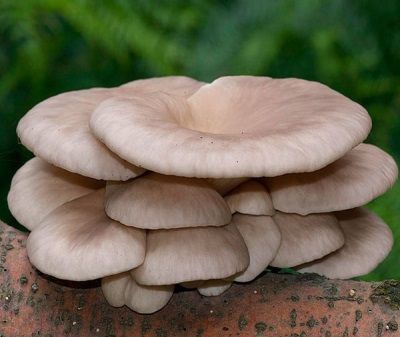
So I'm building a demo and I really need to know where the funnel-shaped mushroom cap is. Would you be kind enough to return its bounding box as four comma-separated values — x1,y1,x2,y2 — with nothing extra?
197,280,232,296
263,144,398,215
27,189,146,281
7,157,104,230
224,180,275,215
231,214,281,282
17,76,204,180
297,208,394,279
105,173,231,229
101,272,174,314
131,223,250,286
270,211,345,268
90,76,371,178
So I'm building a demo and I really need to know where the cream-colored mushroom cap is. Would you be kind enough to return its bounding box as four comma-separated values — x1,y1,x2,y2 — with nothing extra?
297,208,394,279
27,189,146,281
90,76,371,178
101,272,174,314
270,211,345,268
231,214,281,282
7,157,104,230
17,76,204,180
197,280,232,296
105,173,231,229
131,223,249,285
263,143,398,215
224,180,275,215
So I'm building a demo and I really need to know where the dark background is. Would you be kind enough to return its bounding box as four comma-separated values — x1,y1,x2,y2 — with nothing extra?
1,0,399,281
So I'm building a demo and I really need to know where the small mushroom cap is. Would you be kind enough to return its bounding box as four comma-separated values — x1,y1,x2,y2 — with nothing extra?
17,88,144,180
102,272,174,314
270,211,345,268
206,177,249,195
224,180,275,215
105,173,231,229
7,157,104,230
297,207,394,279
230,214,281,282
197,280,232,296
27,189,146,281
90,76,371,178
263,143,398,215
131,223,250,286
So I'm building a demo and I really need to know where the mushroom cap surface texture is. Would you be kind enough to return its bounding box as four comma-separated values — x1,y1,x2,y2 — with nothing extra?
263,143,398,215
297,207,394,279
270,211,345,268
27,190,146,281
17,76,204,180
105,173,231,229
131,223,250,286
90,76,371,178
7,157,104,230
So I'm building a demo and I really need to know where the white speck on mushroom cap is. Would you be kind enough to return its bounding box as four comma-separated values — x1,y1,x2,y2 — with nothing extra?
17,76,204,180
105,172,231,229
89,76,371,178
296,207,394,279
7,157,104,230
27,189,146,281
270,211,345,268
101,272,174,314
131,222,250,286
230,213,281,282
263,143,398,215
224,180,275,215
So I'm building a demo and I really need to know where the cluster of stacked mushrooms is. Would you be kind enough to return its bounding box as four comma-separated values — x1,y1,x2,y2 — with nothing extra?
8,76,398,314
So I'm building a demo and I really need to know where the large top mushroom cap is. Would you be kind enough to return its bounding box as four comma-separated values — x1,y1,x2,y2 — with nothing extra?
105,172,231,229
131,223,250,286
17,77,204,180
27,189,146,281
270,211,345,268
7,157,104,230
297,207,394,279
263,143,398,215
90,76,371,178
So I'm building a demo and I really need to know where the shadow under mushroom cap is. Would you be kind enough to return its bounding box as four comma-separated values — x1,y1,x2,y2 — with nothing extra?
90,76,371,178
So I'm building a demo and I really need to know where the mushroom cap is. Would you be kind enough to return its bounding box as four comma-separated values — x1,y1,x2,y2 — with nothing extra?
270,211,345,268
263,143,398,215
17,76,204,180
230,214,281,282
131,223,250,286
297,207,394,279
105,173,231,229
206,177,249,195
7,157,104,230
101,272,174,314
90,76,371,178
27,189,146,281
224,180,275,215
197,280,232,296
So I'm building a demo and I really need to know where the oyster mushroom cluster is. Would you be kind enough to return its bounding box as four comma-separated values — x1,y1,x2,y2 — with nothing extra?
8,76,398,314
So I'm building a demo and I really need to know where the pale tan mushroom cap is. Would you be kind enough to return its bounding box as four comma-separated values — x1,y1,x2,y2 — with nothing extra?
17,76,204,180
105,173,231,229
90,76,371,178
197,280,232,296
131,223,250,286
270,211,345,268
101,272,174,314
224,180,275,215
231,214,281,282
297,208,394,279
27,189,146,281
7,157,104,230
263,143,398,215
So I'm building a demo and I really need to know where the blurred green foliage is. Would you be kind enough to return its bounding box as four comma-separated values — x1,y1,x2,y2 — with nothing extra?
0,0,399,281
